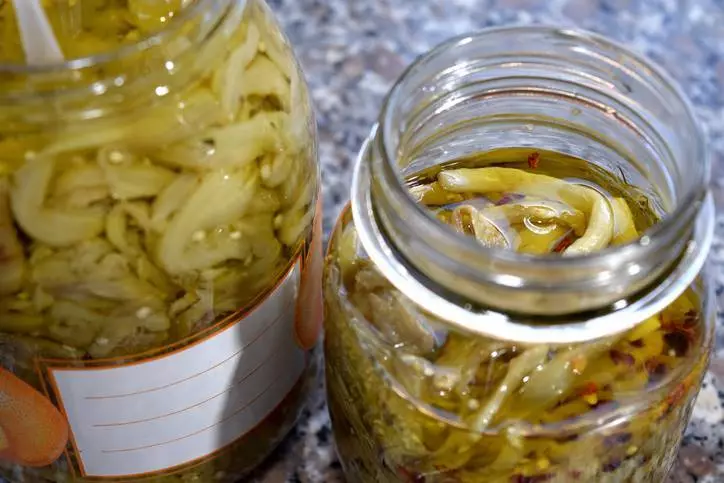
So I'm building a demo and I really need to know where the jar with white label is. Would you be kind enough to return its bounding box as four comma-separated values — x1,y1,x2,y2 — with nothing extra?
0,1,321,482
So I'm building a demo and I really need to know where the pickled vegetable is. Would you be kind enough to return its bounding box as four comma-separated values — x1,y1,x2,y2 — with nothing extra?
0,1,189,62
0,1,317,481
325,149,709,482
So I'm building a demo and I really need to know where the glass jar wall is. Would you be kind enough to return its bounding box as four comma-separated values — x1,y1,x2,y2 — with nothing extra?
323,28,714,483
0,1,320,482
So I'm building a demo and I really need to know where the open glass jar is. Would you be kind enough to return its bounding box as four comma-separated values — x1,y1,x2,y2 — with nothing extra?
0,1,320,482
324,27,715,482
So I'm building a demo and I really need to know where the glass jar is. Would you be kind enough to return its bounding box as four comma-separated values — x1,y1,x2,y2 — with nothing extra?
0,1,320,482
324,27,714,482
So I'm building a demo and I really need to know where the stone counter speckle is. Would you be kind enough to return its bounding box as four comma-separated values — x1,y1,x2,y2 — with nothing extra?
252,0,724,481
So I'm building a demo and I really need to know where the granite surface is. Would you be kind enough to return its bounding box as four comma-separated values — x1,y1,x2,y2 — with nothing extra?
251,0,724,481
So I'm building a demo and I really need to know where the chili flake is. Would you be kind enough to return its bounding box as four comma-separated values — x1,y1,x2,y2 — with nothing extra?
553,233,575,253
580,382,599,406
580,382,598,395
603,432,632,448
665,382,688,408
645,359,668,385
609,349,635,367
496,193,526,206
397,466,424,482
527,152,540,169
683,309,698,325
660,318,697,356
510,474,554,483
602,459,622,473
567,470,582,480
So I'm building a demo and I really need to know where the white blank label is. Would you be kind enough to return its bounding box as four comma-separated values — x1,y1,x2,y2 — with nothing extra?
49,263,305,478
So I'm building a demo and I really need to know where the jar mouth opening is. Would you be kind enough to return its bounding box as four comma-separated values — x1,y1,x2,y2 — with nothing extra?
377,26,709,270
0,0,233,100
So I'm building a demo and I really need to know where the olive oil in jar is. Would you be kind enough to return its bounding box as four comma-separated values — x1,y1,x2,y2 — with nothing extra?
407,148,661,256
0,0,188,62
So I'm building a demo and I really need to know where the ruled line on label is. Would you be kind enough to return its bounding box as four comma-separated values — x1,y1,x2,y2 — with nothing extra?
91,345,277,428
84,296,295,401
100,366,286,453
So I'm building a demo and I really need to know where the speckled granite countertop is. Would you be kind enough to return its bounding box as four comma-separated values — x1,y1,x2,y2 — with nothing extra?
251,0,724,481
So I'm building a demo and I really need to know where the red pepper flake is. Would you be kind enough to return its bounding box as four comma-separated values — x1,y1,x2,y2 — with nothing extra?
496,193,526,206
579,381,599,405
683,309,699,327
665,382,688,408
397,467,424,482
510,475,554,483
580,382,598,396
644,359,659,373
527,152,541,169
664,332,691,356
609,349,635,367
603,432,632,448
645,359,668,384
553,233,575,253
568,470,582,480
602,459,622,473
661,318,698,343
659,381,690,420
629,338,644,348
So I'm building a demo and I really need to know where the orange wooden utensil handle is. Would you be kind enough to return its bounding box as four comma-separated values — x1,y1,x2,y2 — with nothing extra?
0,368,69,467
